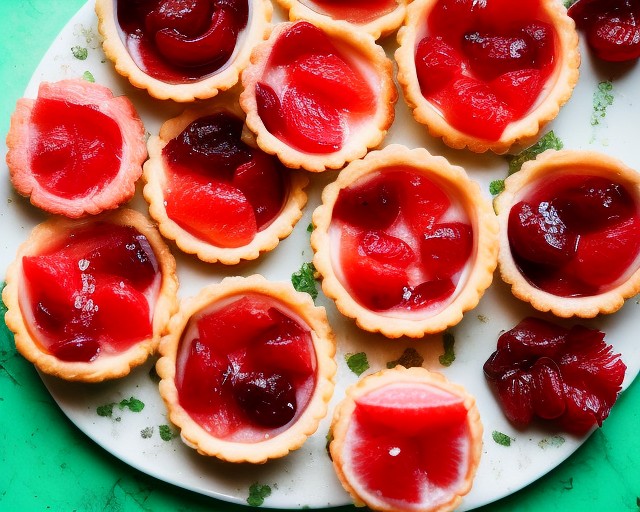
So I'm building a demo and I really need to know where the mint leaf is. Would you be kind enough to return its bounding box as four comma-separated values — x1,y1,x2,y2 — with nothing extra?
489,179,505,195
439,331,456,367
507,131,563,174
591,81,614,126
386,347,424,369
96,403,116,418
346,352,369,376
247,483,272,507
71,46,88,60
292,262,318,300
119,397,145,413
82,70,95,83
492,430,513,447
159,424,178,441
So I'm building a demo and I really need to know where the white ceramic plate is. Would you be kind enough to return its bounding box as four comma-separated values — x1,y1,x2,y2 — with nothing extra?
2,2,639,510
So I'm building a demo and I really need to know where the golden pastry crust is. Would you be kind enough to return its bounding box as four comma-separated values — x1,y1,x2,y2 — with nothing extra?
156,274,337,463
95,0,272,102
143,94,308,265
5,79,147,218
330,366,483,512
275,0,408,40
240,20,397,172
2,208,178,382
395,0,580,154
311,144,499,338
495,149,640,318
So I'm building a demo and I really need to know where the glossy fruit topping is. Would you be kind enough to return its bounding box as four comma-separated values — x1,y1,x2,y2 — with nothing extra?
116,0,249,83
255,21,375,154
416,0,558,140
569,0,640,62
333,169,473,313
483,317,626,435
162,112,287,247
299,0,399,24
21,223,159,362
176,295,317,440
508,174,640,296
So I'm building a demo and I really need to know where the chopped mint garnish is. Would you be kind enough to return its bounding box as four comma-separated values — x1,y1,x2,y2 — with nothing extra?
386,347,424,369
82,71,95,82
71,46,88,60
507,131,563,175
438,331,456,367
119,397,145,413
247,483,272,507
140,427,154,439
591,81,614,126
159,424,178,441
492,430,513,447
346,352,369,376
292,262,318,300
489,179,505,196
307,223,313,233
538,435,566,449
563,0,577,7
96,403,116,418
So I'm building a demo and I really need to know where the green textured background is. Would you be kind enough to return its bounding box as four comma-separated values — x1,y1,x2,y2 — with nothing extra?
0,1,638,511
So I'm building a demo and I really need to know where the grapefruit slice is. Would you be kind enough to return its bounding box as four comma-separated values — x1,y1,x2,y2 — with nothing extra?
330,367,482,512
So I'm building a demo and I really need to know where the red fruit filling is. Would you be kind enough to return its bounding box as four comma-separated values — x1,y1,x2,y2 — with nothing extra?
116,0,249,83
569,0,640,62
30,97,123,200
508,174,640,296
21,223,160,363
255,21,375,154
483,317,626,435
163,112,288,247
417,0,558,140
175,294,317,440
332,169,473,312
299,0,399,24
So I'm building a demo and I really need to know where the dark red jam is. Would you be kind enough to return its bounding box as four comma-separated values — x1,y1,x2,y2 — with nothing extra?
22,223,159,362
162,111,288,248
299,0,398,24
116,0,249,83
416,0,558,140
508,174,640,296
332,168,473,312
176,294,317,439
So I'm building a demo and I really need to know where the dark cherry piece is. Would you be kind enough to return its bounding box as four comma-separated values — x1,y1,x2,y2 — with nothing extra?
232,372,297,428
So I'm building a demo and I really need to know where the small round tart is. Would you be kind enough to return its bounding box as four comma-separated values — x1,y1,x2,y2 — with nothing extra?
329,366,482,512
395,0,580,154
275,0,407,40
143,95,308,264
5,79,147,218
2,209,178,382
240,20,397,172
95,0,272,102
156,275,336,462
496,149,640,318
311,145,498,338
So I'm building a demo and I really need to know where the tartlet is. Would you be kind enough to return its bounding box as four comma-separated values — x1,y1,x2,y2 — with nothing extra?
2,208,178,382
156,275,336,463
312,144,499,338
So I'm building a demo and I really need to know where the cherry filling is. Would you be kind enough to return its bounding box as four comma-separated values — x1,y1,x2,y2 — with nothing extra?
416,0,558,140
255,21,376,154
331,169,473,313
299,0,398,24
30,98,123,199
175,295,317,440
21,223,160,363
116,0,249,83
507,174,640,296
483,317,626,435
162,111,288,248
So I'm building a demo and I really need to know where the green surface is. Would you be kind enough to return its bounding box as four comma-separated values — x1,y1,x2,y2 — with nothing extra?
0,1,639,511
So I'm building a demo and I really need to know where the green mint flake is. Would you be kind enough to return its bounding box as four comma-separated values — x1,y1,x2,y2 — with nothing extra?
159,424,178,441
119,397,145,413
563,0,577,7
489,179,505,196
538,435,566,449
291,262,318,300
345,352,369,376
591,81,614,126
438,331,456,367
507,131,564,175
71,46,88,60
82,71,95,83
386,347,424,369
492,430,513,447
307,223,313,233
140,427,154,439
247,483,272,507
96,403,116,418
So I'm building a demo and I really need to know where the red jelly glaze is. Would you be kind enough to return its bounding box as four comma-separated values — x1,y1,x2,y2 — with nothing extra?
255,21,375,154
30,98,123,199
334,170,473,312
417,0,558,141
508,174,640,297
116,0,249,84
22,223,159,362
300,0,398,24
163,112,288,247
483,317,626,435
176,295,317,438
